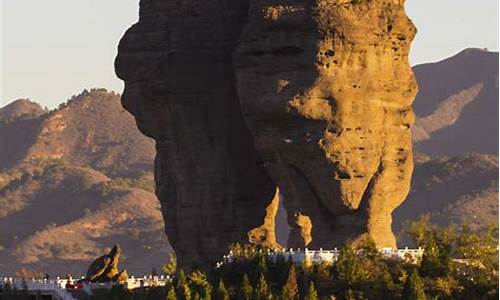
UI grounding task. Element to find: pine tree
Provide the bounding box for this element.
[304,281,319,300]
[189,270,212,300]
[420,239,451,278]
[280,265,299,300]
[345,289,356,300]
[176,270,192,300]
[251,254,268,283]
[334,244,366,286]
[192,292,201,300]
[239,274,253,300]
[215,279,230,300]
[402,271,427,300]
[166,286,178,300]
[255,274,270,300]
[163,253,177,276]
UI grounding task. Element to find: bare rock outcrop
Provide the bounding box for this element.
[234,0,417,249]
[115,1,279,270]
[115,0,417,267]
[86,245,128,283]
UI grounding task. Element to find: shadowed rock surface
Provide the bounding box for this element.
[234,0,417,249]
[115,0,279,270]
[86,245,128,283]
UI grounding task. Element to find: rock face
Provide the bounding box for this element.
[86,245,128,283]
[234,0,417,249]
[115,1,279,270]
[116,0,417,267]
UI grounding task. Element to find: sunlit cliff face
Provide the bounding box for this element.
[116,0,418,268]
[234,0,418,248]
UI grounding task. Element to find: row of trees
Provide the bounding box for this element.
[81,218,498,300]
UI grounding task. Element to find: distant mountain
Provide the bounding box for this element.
[393,154,498,234]
[391,49,499,237]
[0,89,169,276]
[0,99,46,124]
[412,48,499,155]
[0,89,156,177]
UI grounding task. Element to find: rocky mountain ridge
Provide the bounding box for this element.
[0,89,169,276]
[412,48,499,155]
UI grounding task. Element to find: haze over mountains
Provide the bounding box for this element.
[0,48,497,275]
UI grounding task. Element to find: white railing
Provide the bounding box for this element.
[0,275,171,295]
[1,278,77,300]
[217,247,424,267]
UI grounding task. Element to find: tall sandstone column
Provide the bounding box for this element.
[234,0,418,249]
[116,0,418,268]
[115,0,279,270]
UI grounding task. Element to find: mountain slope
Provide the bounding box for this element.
[0,89,156,177]
[393,154,498,233]
[0,162,170,275]
[412,48,499,155]
[0,90,168,276]
[0,99,46,124]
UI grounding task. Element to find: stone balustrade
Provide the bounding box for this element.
[217,247,424,267]
[0,274,171,295]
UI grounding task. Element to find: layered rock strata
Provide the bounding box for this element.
[234,0,417,248]
[115,1,279,270]
[116,0,417,267]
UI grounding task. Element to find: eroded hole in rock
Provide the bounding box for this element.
[336,171,351,180]
[273,46,302,56]
[325,49,335,57]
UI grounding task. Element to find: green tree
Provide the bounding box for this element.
[280,264,299,300]
[402,271,427,300]
[345,289,356,300]
[176,270,192,300]
[333,243,367,287]
[215,279,230,300]
[166,287,177,300]
[111,284,133,300]
[189,270,212,300]
[304,281,319,300]
[163,253,177,276]
[255,274,270,300]
[238,274,253,300]
[250,253,268,283]
[419,239,451,278]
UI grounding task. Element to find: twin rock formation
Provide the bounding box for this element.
[115,0,417,269]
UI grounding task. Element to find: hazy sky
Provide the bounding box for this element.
[1,0,498,108]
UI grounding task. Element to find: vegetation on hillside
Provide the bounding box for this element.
[79,218,498,300]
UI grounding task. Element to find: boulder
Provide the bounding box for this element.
[85,245,128,283]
